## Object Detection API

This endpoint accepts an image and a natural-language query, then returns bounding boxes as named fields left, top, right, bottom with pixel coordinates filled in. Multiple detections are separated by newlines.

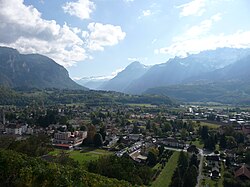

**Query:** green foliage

left=7, top=134, right=52, bottom=157
left=147, top=148, right=159, bottom=166
left=170, top=151, right=199, bottom=187
left=88, top=155, right=152, bottom=185
left=223, top=171, right=250, bottom=187
left=151, top=151, right=179, bottom=187
left=94, top=133, right=103, bottom=147
left=0, top=87, right=174, bottom=107
left=145, top=81, right=250, bottom=105
left=0, top=149, right=132, bottom=187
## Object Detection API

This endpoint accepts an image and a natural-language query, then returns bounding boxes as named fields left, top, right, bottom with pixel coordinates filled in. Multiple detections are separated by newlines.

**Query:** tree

left=146, top=120, right=151, bottom=130
left=132, top=124, right=139, bottom=134
left=158, top=145, right=164, bottom=156
left=178, top=151, right=189, bottom=177
left=245, top=150, right=250, bottom=165
left=200, top=126, right=209, bottom=140
left=99, top=126, right=106, bottom=141
left=80, top=125, right=87, bottom=131
left=180, top=128, right=188, bottom=140
left=184, top=165, right=198, bottom=187
left=226, top=136, right=237, bottom=149
left=204, top=135, right=215, bottom=150
left=86, top=124, right=96, bottom=144
left=94, top=133, right=103, bottom=147
left=190, top=154, right=199, bottom=168
left=220, top=134, right=227, bottom=149
left=163, top=122, right=172, bottom=132
left=147, top=148, right=158, bottom=166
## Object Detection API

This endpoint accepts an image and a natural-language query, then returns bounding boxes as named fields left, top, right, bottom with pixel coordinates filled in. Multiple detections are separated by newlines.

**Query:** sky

left=1, top=0, right=250, bottom=80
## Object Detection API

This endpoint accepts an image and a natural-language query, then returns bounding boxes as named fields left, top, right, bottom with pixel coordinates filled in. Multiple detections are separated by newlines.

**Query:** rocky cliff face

left=0, top=46, right=86, bottom=90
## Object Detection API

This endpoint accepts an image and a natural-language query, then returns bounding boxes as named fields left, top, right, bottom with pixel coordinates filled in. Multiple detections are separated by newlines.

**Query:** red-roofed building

left=235, top=164, right=250, bottom=180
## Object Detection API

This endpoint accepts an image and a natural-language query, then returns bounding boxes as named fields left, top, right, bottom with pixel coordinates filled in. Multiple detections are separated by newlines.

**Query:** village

left=1, top=104, right=250, bottom=186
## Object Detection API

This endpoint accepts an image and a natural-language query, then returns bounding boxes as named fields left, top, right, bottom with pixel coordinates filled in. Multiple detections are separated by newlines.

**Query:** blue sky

left=1, top=0, right=250, bottom=79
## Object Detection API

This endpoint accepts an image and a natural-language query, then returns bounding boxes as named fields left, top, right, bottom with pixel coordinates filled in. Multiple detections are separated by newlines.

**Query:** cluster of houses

left=1, top=123, right=34, bottom=135
left=185, top=106, right=250, bottom=135
left=204, top=154, right=222, bottom=179
left=52, top=131, right=87, bottom=149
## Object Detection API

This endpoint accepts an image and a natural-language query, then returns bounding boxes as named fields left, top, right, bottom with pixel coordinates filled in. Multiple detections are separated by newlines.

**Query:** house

left=220, top=124, right=250, bottom=134
left=206, top=154, right=220, bottom=168
left=159, top=137, right=185, bottom=148
left=5, top=123, right=23, bottom=135
left=53, top=131, right=87, bottom=148
left=205, top=154, right=221, bottom=178
left=211, top=167, right=221, bottom=179
left=129, top=150, right=147, bottom=163
left=235, top=164, right=250, bottom=180
left=127, top=134, right=143, bottom=141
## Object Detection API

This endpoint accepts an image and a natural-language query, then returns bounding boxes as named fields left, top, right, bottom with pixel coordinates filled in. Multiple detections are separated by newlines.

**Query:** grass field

left=191, top=139, right=204, bottom=149
left=49, top=147, right=112, bottom=164
left=199, top=121, right=220, bottom=129
left=151, top=151, right=180, bottom=187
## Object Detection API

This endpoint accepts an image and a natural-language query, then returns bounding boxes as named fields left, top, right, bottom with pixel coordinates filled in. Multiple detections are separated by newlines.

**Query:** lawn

left=151, top=151, right=180, bottom=187
left=200, top=121, right=220, bottom=129
left=193, top=121, right=220, bottom=131
left=49, top=148, right=112, bottom=164
left=191, top=139, right=204, bottom=149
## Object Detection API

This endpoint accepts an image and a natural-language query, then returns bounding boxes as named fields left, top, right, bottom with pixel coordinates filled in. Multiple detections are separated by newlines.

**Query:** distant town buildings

left=52, top=131, right=87, bottom=149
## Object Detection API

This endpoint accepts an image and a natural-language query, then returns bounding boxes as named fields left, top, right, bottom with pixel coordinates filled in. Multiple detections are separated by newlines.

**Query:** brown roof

left=54, top=144, right=72, bottom=148
left=235, top=164, right=250, bottom=179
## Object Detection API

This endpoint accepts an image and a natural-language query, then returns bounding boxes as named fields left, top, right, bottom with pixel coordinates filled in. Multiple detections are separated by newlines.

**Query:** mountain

left=0, top=46, right=86, bottom=90
left=144, top=55, right=250, bottom=104
left=125, top=48, right=250, bottom=94
left=100, top=61, right=149, bottom=92
left=195, top=54, right=250, bottom=82
left=75, top=76, right=109, bottom=90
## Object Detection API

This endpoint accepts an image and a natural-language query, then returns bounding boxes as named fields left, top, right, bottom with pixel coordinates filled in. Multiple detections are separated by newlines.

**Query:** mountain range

left=0, top=47, right=86, bottom=90
left=1, top=46, right=250, bottom=104
left=95, top=47, right=250, bottom=104
left=75, top=76, right=109, bottom=90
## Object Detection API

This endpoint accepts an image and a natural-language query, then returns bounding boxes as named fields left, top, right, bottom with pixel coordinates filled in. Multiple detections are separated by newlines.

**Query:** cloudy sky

left=0, top=0, right=250, bottom=79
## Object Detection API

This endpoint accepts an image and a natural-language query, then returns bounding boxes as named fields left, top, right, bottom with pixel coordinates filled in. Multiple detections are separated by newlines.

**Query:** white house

left=5, top=124, right=23, bottom=135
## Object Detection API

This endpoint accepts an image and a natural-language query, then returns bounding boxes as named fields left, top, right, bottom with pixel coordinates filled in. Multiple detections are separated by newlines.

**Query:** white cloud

left=155, top=13, right=250, bottom=57
left=128, top=57, right=148, bottom=62
left=0, top=0, right=126, bottom=67
left=138, top=9, right=155, bottom=19
left=142, top=10, right=152, bottom=17
left=155, top=31, right=250, bottom=57
left=128, top=57, right=139, bottom=61
left=177, top=13, right=221, bottom=39
left=124, top=0, right=134, bottom=3
left=91, top=68, right=125, bottom=80
left=0, top=0, right=89, bottom=67
left=86, top=22, right=126, bottom=51
left=177, top=0, right=206, bottom=17
left=62, top=0, right=95, bottom=20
